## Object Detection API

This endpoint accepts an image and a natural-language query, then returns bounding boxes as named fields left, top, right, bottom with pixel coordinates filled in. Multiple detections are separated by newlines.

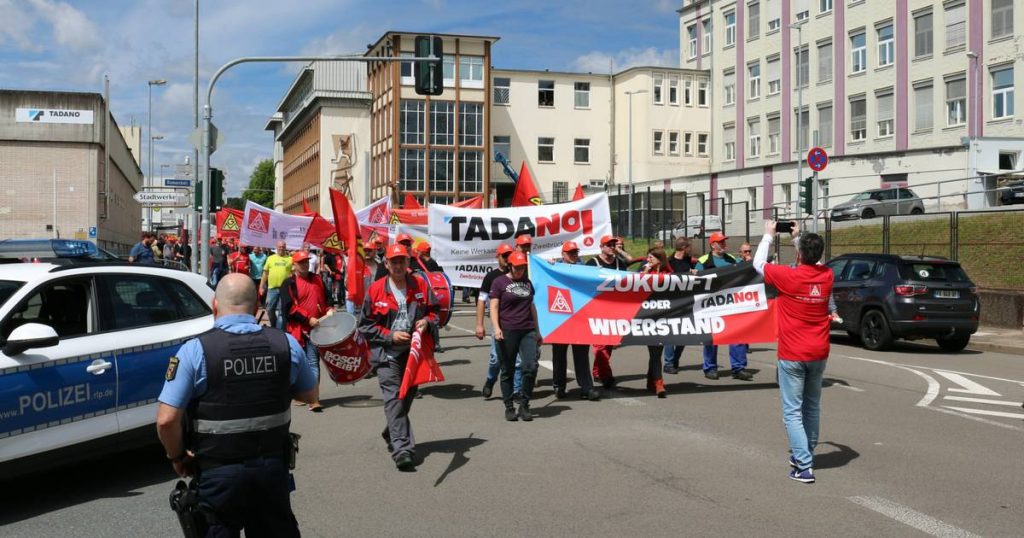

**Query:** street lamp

left=147, top=79, right=167, bottom=232
left=149, top=134, right=165, bottom=230
left=160, top=163, right=171, bottom=182
left=790, top=21, right=813, bottom=231
left=624, top=88, right=648, bottom=238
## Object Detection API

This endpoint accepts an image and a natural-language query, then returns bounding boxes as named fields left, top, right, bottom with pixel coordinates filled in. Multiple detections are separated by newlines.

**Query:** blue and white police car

left=0, top=240, right=214, bottom=478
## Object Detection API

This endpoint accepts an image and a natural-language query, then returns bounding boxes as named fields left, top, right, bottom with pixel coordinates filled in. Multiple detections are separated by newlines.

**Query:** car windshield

left=0, top=280, right=24, bottom=308
left=901, top=263, right=969, bottom=282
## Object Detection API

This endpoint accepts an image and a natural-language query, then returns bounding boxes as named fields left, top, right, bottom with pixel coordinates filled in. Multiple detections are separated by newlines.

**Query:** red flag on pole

left=511, top=162, right=543, bottom=207
left=302, top=198, right=311, bottom=214
left=398, top=329, right=444, bottom=399
left=303, top=214, right=341, bottom=253
left=329, top=188, right=367, bottom=306
left=402, top=193, right=422, bottom=209
left=572, top=183, right=585, bottom=201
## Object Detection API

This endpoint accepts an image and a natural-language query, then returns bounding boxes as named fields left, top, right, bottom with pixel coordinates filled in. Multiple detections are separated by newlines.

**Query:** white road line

left=933, top=371, right=1001, bottom=397
left=941, top=406, right=1024, bottom=420
left=847, top=496, right=981, bottom=538
left=446, top=323, right=477, bottom=335
left=837, top=384, right=866, bottom=392
left=943, top=395, right=1022, bottom=406
left=835, top=353, right=1024, bottom=386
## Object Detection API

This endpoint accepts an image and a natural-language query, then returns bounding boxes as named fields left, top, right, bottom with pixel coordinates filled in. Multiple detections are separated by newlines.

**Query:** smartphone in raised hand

left=776, top=221, right=795, bottom=234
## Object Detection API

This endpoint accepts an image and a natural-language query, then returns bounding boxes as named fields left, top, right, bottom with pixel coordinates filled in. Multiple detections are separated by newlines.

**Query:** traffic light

left=414, top=35, right=443, bottom=96
left=799, top=177, right=814, bottom=215
left=194, top=168, right=225, bottom=211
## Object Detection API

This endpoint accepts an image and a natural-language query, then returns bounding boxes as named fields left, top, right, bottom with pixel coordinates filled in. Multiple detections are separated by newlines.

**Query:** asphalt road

left=2, top=305, right=1022, bottom=537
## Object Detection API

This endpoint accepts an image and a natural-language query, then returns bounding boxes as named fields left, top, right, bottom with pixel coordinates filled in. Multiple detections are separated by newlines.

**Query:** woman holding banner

left=489, top=251, right=541, bottom=422
left=639, top=247, right=671, bottom=398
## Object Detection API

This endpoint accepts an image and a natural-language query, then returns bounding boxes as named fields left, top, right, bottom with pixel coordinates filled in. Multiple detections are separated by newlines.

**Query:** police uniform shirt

left=158, top=314, right=317, bottom=409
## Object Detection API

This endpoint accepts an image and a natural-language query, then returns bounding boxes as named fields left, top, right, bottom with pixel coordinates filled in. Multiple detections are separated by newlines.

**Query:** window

left=767, top=0, right=781, bottom=32
left=574, top=82, right=590, bottom=108
left=748, top=118, right=761, bottom=157
left=768, top=18, right=781, bottom=32
left=493, top=135, right=511, bottom=161
left=166, top=279, right=212, bottom=319
left=399, top=149, right=425, bottom=191
left=494, top=77, right=510, bottom=105
left=877, top=91, right=894, bottom=137
left=992, top=66, right=1015, bottom=119
left=748, top=2, right=760, bottom=40
left=574, top=138, right=590, bottom=163
left=998, top=151, right=1018, bottom=170
left=399, top=101, right=425, bottom=145
left=768, top=116, right=780, bottom=154
left=817, top=42, right=833, bottom=82
left=820, top=0, right=833, bottom=12
left=400, top=52, right=414, bottom=85
left=946, top=77, right=967, bottom=126
left=818, top=104, right=833, bottom=146
left=851, top=32, right=867, bottom=73
left=723, top=70, right=736, bottom=105
left=430, top=150, right=454, bottom=192
left=688, top=25, right=698, bottom=58
left=669, top=131, right=680, bottom=155
left=748, top=62, right=761, bottom=99
left=724, top=190, right=734, bottom=222
left=698, top=133, right=709, bottom=156
left=850, top=97, right=867, bottom=140
left=459, top=102, right=483, bottom=146
left=795, top=108, right=809, bottom=150
left=945, top=3, right=966, bottom=49
left=653, top=72, right=664, bottom=104
left=684, top=132, right=694, bottom=155
left=914, top=12, right=933, bottom=57
left=702, top=19, right=712, bottom=52
left=877, top=24, right=894, bottom=67
left=459, top=56, right=484, bottom=88
left=795, top=46, right=809, bottom=87
left=104, top=276, right=180, bottom=330
left=442, top=55, right=456, bottom=87
left=538, top=137, right=555, bottom=162
left=767, top=56, right=780, bottom=94
left=669, top=76, right=679, bottom=105
left=538, top=80, right=554, bottom=107
left=724, top=124, right=736, bottom=161
left=698, top=79, right=709, bottom=106
left=459, top=150, right=483, bottom=193
left=653, top=131, right=664, bottom=154
left=992, top=0, right=1013, bottom=39
left=725, top=11, right=736, bottom=46
left=684, top=77, right=694, bottom=105
left=552, top=181, right=569, bottom=203
left=914, top=83, right=934, bottom=130
left=748, top=187, right=758, bottom=212
left=2, top=278, right=92, bottom=339
left=429, top=101, right=454, bottom=145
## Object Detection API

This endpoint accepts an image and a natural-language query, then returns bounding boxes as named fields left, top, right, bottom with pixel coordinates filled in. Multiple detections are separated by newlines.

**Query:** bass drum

left=416, top=271, right=453, bottom=327
left=309, top=311, right=372, bottom=384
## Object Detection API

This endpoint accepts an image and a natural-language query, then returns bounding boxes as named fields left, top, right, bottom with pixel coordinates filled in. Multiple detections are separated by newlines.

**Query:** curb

left=966, top=341, right=1024, bottom=356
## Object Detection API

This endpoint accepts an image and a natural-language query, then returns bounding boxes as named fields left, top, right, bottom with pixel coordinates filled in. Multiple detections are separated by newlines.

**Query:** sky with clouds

left=0, top=0, right=681, bottom=196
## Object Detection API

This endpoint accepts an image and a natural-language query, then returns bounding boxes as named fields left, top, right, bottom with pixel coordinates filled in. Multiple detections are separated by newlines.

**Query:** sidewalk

left=967, top=326, right=1024, bottom=356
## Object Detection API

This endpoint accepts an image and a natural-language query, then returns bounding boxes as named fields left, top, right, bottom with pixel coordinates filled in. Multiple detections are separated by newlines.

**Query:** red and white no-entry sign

left=807, top=147, right=828, bottom=172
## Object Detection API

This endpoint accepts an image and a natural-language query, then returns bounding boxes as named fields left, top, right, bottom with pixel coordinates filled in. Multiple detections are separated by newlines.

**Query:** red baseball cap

left=514, top=235, right=533, bottom=246
left=415, top=241, right=431, bottom=253
left=371, top=236, right=384, bottom=248
left=508, top=251, right=528, bottom=266
left=386, top=244, right=409, bottom=260
left=562, top=241, right=579, bottom=253
left=291, top=251, right=310, bottom=263
left=709, top=232, right=729, bottom=244
left=496, top=244, right=514, bottom=256
left=396, top=233, right=413, bottom=245
left=600, top=235, right=618, bottom=246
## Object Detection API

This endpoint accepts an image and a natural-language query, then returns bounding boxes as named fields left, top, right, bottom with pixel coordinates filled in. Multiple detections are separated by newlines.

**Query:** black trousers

left=498, top=328, right=539, bottom=405
left=197, top=456, right=299, bottom=538
left=647, top=346, right=663, bottom=381
left=551, top=343, right=594, bottom=392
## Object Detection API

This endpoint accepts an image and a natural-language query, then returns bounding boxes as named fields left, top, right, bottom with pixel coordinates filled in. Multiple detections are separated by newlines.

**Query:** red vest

left=286, top=274, right=327, bottom=342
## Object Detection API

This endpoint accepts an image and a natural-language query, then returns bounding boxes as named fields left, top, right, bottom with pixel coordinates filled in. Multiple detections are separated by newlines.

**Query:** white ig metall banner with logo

left=429, top=193, right=612, bottom=287
left=239, top=201, right=315, bottom=249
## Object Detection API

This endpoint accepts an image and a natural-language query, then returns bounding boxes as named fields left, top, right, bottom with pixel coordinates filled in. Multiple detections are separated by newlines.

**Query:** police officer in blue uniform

left=157, top=273, right=317, bottom=537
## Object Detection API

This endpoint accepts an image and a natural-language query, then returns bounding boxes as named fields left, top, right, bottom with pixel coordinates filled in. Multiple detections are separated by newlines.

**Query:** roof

left=365, top=31, right=500, bottom=55
left=492, top=65, right=707, bottom=79
left=832, top=253, right=955, bottom=263
left=0, top=263, right=54, bottom=282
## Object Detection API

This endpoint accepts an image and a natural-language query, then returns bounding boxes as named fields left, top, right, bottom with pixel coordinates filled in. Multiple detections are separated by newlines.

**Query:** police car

left=0, top=240, right=213, bottom=478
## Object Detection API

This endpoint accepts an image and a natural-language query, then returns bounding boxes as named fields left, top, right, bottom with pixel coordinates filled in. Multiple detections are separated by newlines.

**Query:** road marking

left=943, top=395, right=1021, bottom=406
left=941, top=406, right=1024, bottom=420
left=446, top=323, right=477, bottom=335
left=933, top=371, right=1001, bottom=396
left=838, top=384, right=866, bottom=392
left=847, top=496, right=981, bottom=538
left=834, top=354, right=1024, bottom=386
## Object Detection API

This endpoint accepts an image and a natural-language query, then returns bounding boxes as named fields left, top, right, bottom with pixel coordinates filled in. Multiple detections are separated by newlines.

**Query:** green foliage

left=242, top=159, right=275, bottom=207
left=224, top=197, right=244, bottom=210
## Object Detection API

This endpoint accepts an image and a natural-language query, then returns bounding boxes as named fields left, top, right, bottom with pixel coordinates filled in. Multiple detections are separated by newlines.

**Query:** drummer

left=358, top=244, right=438, bottom=471
left=281, top=250, right=329, bottom=412
left=413, top=241, right=442, bottom=273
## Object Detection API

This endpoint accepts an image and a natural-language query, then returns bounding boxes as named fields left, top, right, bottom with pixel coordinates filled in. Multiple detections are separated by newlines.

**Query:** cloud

left=655, top=0, right=678, bottom=13
left=0, top=0, right=42, bottom=52
left=28, top=0, right=102, bottom=51
left=571, top=47, right=679, bottom=73
left=300, top=23, right=378, bottom=57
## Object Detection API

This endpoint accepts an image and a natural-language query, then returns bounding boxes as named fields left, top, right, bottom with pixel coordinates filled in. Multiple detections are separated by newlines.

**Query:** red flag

left=402, top=194, right=422, bottom=209
left=512, top=162, right=543, bottom=206
left=215, top=208, right=244, bottom=238
left=302, top=198, right=311, bottom=213
left=329, top=189, right=367, bottom=306
left=303, top=214, right=340, bottom=253
left=398, top=329, right=444, bottom=399
left=572, top=183, right=585, bottom=201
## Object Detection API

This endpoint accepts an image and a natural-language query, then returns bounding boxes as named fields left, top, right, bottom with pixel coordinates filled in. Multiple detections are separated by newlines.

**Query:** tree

left=242, top=159, right=275, bottom=207
left=224, top=197, right=244, bottom=210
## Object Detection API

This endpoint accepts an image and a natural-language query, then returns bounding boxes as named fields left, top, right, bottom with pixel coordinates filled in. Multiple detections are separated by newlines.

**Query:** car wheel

left=910, top=207, right=924, bottom=215
left=845, top=330, right=859, bottom=340
left=936, top=334, right=971, bottom=352
left=859, top=310, right=893, bottom=351
left=861, top=208, right=876, bottom=219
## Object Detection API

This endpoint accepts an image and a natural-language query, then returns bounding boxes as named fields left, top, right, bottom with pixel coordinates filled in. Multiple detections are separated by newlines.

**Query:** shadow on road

left=436, top=342, right=491, bottom=351
left=437, top=359, right=472, bottom=367
left=0, top=443, right=173, bottom=525
left=320, top=394, right=383, bottom=409
left=416, top=434, right=488, bottom=487
left=420, top=383, right=481, bottom=400
left=830, top=334, right=983, bottom=355
left=815, top=441, right=860, bottom=469
left=531, top=404, right=572, bottom=419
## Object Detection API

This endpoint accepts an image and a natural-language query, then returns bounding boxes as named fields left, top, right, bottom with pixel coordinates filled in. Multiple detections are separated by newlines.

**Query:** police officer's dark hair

left=798, top=233, right=824, bottom=265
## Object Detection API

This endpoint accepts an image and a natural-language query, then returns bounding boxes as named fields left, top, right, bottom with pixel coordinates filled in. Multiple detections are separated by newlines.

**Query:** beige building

left=0, top=90, right=144, bottom=254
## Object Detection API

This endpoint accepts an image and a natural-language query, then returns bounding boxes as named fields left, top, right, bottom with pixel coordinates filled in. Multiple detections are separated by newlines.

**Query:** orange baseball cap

left=386, top=244, right=409, bottom=260
left=371, top=236, right=384, bottom=248
left=396, top=233, right=413, bottom=245
left=508, top=251, right=528, bottom=266
left=514, top=235, right=533, bottom=246
left=291, top=251, right=310, bottom=263
left=415, top=241, right=431, bottom=253
left=709, top=232, right=729, bottom=244
left=496, top=244, right=514, bottom=256
left=600, top=235, right=617, bottom=246
left=562, top=241, right=579, bottom=253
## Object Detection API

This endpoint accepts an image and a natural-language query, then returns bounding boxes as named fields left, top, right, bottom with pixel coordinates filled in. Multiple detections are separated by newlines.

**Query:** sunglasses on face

left=500, top=252, right=512, bottom=258
left=741, top=249, right=752, bottom=253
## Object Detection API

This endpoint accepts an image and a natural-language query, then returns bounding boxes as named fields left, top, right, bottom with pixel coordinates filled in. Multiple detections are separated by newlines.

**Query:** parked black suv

left=826, top=254, right=980, bottom=352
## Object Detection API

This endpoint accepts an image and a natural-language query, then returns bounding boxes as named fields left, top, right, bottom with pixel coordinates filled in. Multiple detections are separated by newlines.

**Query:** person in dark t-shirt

left=489, top=251, right=540, bottom=422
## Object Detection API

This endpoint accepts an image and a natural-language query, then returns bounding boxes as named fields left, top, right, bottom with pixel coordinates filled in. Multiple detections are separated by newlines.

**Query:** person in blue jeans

left=475, top=244, right=522, bottom=398
left=695, top=232, right=754, bottom=381
left=752, top=220, right=834, bottom=483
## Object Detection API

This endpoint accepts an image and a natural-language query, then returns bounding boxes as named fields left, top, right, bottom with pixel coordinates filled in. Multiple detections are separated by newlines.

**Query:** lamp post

left=150, top=134, right=164, bottom=230
left=624, top=89, right=648, bottom=238
left=147, top=79, right=167, bottom=232
left=790, top=21, right=812, bottom=231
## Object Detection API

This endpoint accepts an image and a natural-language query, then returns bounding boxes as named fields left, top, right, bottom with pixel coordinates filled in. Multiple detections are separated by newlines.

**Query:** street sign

left=88, top=226, right=97, bottom=238
left=189, top=123, right=224, bottom=155
left=807, top=147, right=829, bottom=172
left=165, top=178, right=192, bottom=187
left=133, top=190, right=189, bottom=207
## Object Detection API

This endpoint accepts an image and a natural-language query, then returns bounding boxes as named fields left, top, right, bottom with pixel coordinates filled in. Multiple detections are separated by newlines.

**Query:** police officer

left=156, top=273, right=317, bottom=537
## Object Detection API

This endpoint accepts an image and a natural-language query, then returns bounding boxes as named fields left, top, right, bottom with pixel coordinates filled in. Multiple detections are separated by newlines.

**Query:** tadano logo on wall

left=15, top=108, right=95, bottom=125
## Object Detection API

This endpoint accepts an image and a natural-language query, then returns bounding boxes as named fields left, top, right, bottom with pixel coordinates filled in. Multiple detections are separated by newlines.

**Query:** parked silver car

left=830, top=187, right=925, bottom=221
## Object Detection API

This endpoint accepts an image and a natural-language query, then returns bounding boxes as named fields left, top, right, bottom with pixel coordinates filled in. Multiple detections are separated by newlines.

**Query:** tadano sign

left=16, top=108, right=95, bottom=125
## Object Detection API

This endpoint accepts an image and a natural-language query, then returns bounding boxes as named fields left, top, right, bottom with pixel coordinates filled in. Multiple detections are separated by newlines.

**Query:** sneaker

left=504, top=406, right=518, bottom=421
left=789, top=455, right=798, bottom=468
left=555, top=387, right=567, bottom=399
left=601, top=376, right=617, bottom=390
left=653, top=379, right=667, bottom=399
left=789, top=468, right=815, bottom=483
left=395, top=452, right=415, bottom=471
left=704, top=370, right=719, bottom=380
left=663, top=364, right=679, bottom=375
left=732, top=370, right=754, bottom=381
left=481, top=382, right=493, bottom=399
left=518, top=402, right=533, bottom=422
left=585, top=388, right=602, bottom=401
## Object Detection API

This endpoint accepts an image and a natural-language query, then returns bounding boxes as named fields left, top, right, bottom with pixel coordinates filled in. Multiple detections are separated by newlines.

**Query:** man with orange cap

left=280, top=249, right=329, bottom=411
left=412, top=241, right=442, bottom=273
left=695, top=232, right=754, bottom=381
left=551, top=241, right=600, bottom=400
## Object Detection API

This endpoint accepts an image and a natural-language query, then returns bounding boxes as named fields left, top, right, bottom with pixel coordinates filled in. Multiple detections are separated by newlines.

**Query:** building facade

left=0, top=90, right=144, bottom=254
